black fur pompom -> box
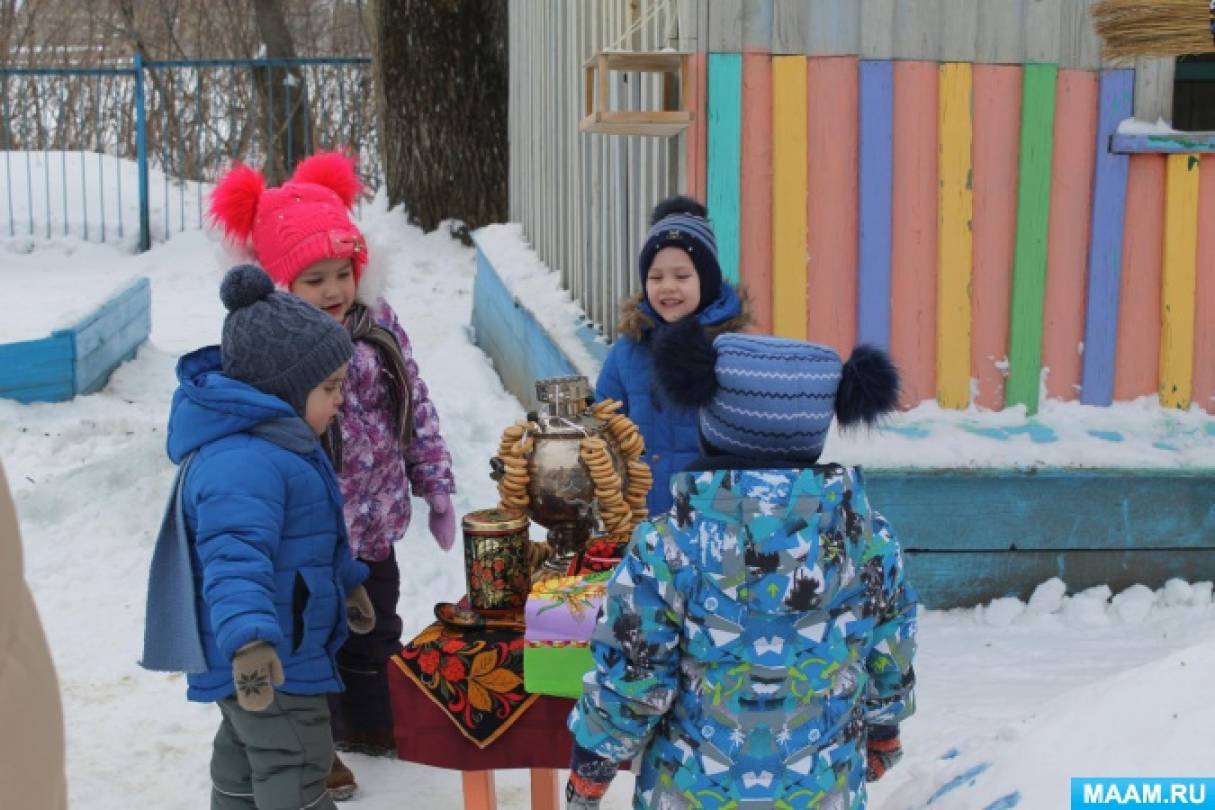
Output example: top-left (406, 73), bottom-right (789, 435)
top-left (652, 317), bottom-right (719, 410)
top-left (835, 344), bottom-right (900, 428)
top-left (649, 194), bottom-right (708, 226)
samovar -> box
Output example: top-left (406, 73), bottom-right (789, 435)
top-left (490, 375), bottom-right (647, 572)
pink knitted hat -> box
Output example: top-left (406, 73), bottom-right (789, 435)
top-left (209, 151), bottom-right (368, 287)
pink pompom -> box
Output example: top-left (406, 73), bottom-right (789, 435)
top-left (209, 163), bottom-right (265, 241)
top-left (289, 151), bottom-right (361, 209)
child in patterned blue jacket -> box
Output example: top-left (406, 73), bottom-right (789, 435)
top-left (566, 321), bottom-right (918, 809)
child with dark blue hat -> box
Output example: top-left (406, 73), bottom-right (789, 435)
top-left (596, 195), bottom-right (750, 517)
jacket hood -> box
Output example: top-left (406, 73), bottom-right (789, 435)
top-left (666, 464), bottom-right (869, 616)
top-left (617, 283), bottom-right (751, 341)
top-left (166, 346), bottom-right (299, 463)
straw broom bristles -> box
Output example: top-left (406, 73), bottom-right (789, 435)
top-left (1092, 0), bottom-right (1215, 62)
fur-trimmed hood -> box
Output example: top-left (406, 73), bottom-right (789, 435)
top-left (615, 284), bottom-right (752, 342)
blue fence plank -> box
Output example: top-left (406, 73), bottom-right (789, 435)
top-left (858, 59), bottom-right (895, 350)
top-left (707, 53), bottom-right (743, 286)
top-left (867, 468), bottom-right (1215, 552)
top-left (70, 278), bottom-right (151, 354)
top-left (1080, 69), bottom-right (1134, 406)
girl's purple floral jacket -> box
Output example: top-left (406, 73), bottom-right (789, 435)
top-left (338, 299), bottom-right (454, 562)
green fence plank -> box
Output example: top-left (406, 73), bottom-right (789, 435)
top-left (1005, 62), bottom-right (1058, 413)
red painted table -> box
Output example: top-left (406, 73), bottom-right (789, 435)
top-left (389, 642), bottom-right (576, 810)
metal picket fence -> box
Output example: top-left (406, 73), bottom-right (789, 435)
top-left (0, 55), bottom-right (380, 251)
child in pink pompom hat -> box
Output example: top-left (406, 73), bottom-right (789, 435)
top-left (211, 152), bottom-right (457, 797)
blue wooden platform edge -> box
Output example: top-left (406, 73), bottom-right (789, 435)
top-left (0, 277), bottom-right (151, 403)
top-left (470, 234), bottom-right (606, 411)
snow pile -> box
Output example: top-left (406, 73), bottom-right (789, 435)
top-left (869, 579), bottom-right (1215, 810)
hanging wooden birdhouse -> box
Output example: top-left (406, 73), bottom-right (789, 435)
top-left (580, 51), bottom-right (692, 137)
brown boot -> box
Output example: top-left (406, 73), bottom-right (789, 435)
top-left (326, 753), bottom-right (357, 802)
top-left (336, 729), bottom-right (398, 758)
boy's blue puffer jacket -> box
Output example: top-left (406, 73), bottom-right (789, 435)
top-left (167, 346), bottom-right (367, 702)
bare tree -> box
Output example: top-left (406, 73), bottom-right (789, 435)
top-left (251, 0), bottom-right (310, 183)
top-left (367, 0), bottom-right (507, 236)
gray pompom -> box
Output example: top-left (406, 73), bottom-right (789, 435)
top-left (220, 264), bottom-right (274, 312)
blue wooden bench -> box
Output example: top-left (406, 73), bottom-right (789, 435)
top-left (868, 468), bottom-right (1215, 608)
top-left (0, 277), bottom-right (151, 403)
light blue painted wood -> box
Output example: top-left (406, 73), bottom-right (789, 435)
top-left (867, 468), bottom-right (1215, 552)
top-left (1080, 70), bottom-right (1133, 407)
top-left (75, 308), bottom-right (151, 395)
top-left (67, 277), bottom-right (151, 395)
top-left (904, 548), bottom-right (1215, 608)
top-left (858, 59), bottom-right (894, 351)
top-left (69, 277), bottom-right (150, 356)
top-left (0, 277), bottom-right (149, 403)
top-left (0, 333), bottom-right (73, 403)
top-left (470, 238), bottom-right (584, 411)
top-left (707, 52), bottom-right (743, 286)
top-left (1111, 132), bottom-right (1215, 154)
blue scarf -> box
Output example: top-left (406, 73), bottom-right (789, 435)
top-left (139, 417), bottom-right (321, 674)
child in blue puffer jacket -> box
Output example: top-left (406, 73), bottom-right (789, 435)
top-left (142, 265), bottom-right (372, 810)
top-left (568, 322), bottom-right (918, 810)
top-left (596, 195), bottom-right (750, 517)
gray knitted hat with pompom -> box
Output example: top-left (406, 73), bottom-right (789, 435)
top-left (219, 264), bottom-right (352, 415)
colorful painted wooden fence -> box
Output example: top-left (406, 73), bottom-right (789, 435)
top-left (689, 54), bottom-right (1215, 414)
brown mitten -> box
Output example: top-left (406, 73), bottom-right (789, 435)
top-left (346, 585), bottom-right (375, 635)
top-left (232, 641), bottom-right (284, 712)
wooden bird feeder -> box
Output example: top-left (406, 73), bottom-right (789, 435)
top-left (580, 51), bottom-right (692, 137)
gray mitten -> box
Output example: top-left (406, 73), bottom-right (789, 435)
top-left (232, 641), bottom-right (284, 712)
top-left (346, 585), bottom-right (375, 635)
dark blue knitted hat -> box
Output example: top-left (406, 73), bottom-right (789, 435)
top-left (637, 196), bottom-right (722, 313)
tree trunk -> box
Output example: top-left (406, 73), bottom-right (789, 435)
top-left (368, 0), bottom-right (507, 236)
top-left (251, 0), bottom-right (309, 184)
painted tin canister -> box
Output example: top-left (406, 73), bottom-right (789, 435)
top-left (461, 508), bottom-right (531, 610)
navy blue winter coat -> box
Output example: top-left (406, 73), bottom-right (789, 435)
top-left (166, 346), bottom-right (368, 702)
top-left (595, 286), bottom-right (748, 515)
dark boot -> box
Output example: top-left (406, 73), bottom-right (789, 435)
top-left (326, 753), bottom-right (357, 802)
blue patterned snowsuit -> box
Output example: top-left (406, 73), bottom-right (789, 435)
top-left (569, 465), bottom-right (918, 809)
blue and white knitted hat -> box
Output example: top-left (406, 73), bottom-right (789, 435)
top-left (701, 335), bottom-right (842, 459)
top-left (653, 322), bottom-right (900, 463)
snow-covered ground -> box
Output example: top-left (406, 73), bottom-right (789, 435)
top-left (3, 167), bottom-right (1215, 809)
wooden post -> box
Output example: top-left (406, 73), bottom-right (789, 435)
top-left (462, 771), bottom-right (498, 810)
top-left (529, 769), bottom-right (560, 810)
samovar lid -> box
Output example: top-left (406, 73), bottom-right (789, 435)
top-left (462, 507), bottom-right (529, 533)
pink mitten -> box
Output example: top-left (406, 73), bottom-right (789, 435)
top-left (426, 492), bottom-right (456, 551)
